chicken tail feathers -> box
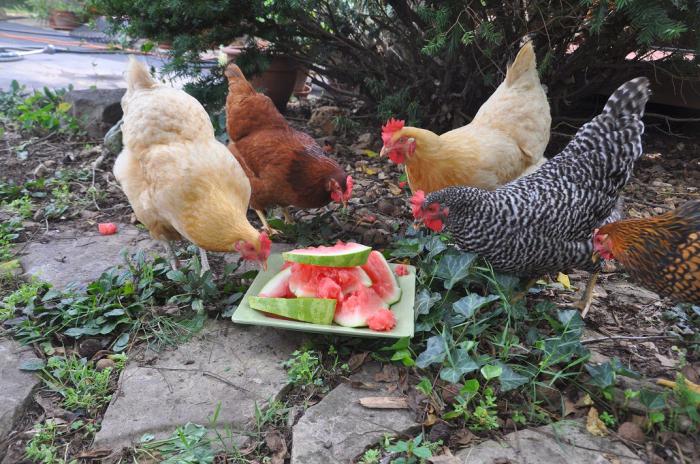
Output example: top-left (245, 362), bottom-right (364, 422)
top-left (601, 77), bottom-right (651, 119)
top-left (126, 56), bottom-right (157, 91)
top-left (224, 63), bottom-right (256, 97)
top-left (505, 40), bottom-right (536, 87)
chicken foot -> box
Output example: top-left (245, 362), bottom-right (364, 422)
top-left (255, 209), bottom-right (281, 235)
top-left (163, 241), bottom-right (180, 271)
top-left (282, 207), bottom-right (295, 225)
top-left (573, 271), bottom-right (599, 318)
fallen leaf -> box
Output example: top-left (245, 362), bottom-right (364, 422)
top-left (562, 397), bottom-right (578, 417)
top-left (617, 421), bottom-right (645, 443)
top-left (363, 166), bottom-right (378, 175)
top-left (654, 353), bottom-right (676, 368)
top-left (349, 381), bottom-right (381, 390)
top-left (265, 430), bottom-right (287, 464)
top-left (76, 449), bottom-right (112, 459)
top-left (374, 364), bottom-right (399, 383)
top-left (358, 396), bottom-right (409, 409)
top-left (423, 410), bottom-right (438, 426)
top-left (451, 428), bottom-right (476, 447)
top-left (429, 453), bottom-right (461, 464)
top-left (347, 352), bottom-right (369, 371)
top-left (576, 393), bottom-right (594, 408)
top-left (388, 183), bottom-right (402, 195)
top-left (364, 149), bottom-right (378, 158)
top-left (557, 272), bottom-right (571, 290)
top-left (586, 407), bottom-right (609, 437)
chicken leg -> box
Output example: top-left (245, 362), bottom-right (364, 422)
top-left (282, 207), bottom-right (295, 225)
top-left (255, 209), bottom-right (281, 235)
top-left (163, 241), bottom-right (180, 271)
top-left (199, 247), bottom-right (211, 275)
top-left (511, 277), bottom-right (539, 305)
top-left (573, 271), bottom-right (599, 318)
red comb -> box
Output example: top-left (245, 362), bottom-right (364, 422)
top-left (382, 118), bottom-right (405, 145)
top-left (410, 190), bottom-right (426, 218)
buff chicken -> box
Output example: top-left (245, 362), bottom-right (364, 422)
top-left (113, 57), bottom-right (271, 272)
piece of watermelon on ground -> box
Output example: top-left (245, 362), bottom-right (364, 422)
top-left (361, 251), bottom-right (402, 305)
top-left (288, 263), bottom-right (371, 298)
top-left (283, 241), bottom-right (372, 267)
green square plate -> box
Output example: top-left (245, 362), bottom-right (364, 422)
top-left (232, 253), bottom-right (415, 338)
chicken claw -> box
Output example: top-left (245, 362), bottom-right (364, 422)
top-left (199, 247), bottom-right (211, 276)
top-left (163, 241), bottom-right (180, 271)
top-left (255, 209), bottom-right (282, 236)
top-left (282, 207), bottom-right (295, 225)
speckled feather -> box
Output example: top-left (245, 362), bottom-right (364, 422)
top-left (423, 78), bottom-right (651, 277)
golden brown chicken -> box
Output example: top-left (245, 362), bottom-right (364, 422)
top-left (224, 64), bottom-right (352, 234)
top-left (380, 41), bottom-right (550, 193)
top-left (593, 201), bottom-right (700, 305)
top-left (113, 57), bottom-right (270, 272)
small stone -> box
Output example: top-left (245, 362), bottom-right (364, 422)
top-left (78, 339), bottom-right (102, 359)
top-left (64, 88), bottom-right (126, 138)
top-left (95, 358), bottom-right (115, 372)
top-left (33, 163), bottom-right (49, 178)
top-left (308, 106), bottom-right (343, 136)
top-left (377, 199), bottom-right (395, 216)
top-left (618, 421), bottom-right (645, 443)
top-left (323, 441), bottom-right (332, 449)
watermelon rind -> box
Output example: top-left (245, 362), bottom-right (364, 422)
top-left (283, 242), bottom-right (372, 267)
top-left (248, 296), bottom-right (336, 325)
top-left (259, 267), bottom-right (292, 297)
top-left (362, 251), bottom-right (402, 305)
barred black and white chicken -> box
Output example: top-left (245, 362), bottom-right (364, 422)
top-left (411, 77), bottom-right (651, 316)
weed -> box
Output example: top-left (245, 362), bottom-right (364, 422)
top-left (40, 356), bottom-right (118, 413)
top-left (599, 411), bottom-right (617, 428)
top-left (3, 194), bottom-right (34, 219)
top-left (0, 81), bottom-right (80, 134)
top-left (0, 279), bottom-right (49, 322)
top-left (253, 399), bottom-right (288, 437)
top-left (283, 349), bottom-right (323, 389)
top-left (24, 418), bottom-right (96, 464)
top-left (385, 434), bottom-right (437, 464)
top-left (42, 184), bottom-right (72, 219)
top-left (359, 448), bottom-right (381, 464)
top-left (0, 218), bottom-right (23, 261)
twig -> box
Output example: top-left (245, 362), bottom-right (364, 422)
top-left (581, 334), bottom-right (681, 344)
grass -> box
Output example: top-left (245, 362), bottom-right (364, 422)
top-left (282, 345), bottom-right (350, 395)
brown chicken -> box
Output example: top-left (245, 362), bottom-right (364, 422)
top-left (593, 201), bottom-right (700, 305)
top-left (114, 57), bottom-right (271, 272)
top-left (224, 64), bottom-right (352, 234)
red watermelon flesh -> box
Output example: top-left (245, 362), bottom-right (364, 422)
top-left (360, 251), bottom-right (402, 305)
top-left (334, 286), bottom-right (393, 328)
top-left (366, 308), bottom-right (397, 331)
top-left (288, 263), bottom-right (370, 299)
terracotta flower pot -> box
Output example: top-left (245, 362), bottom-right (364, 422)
top-left (48, 10), bottom-right (81, 31)
top-left (294, 68), bottom-right (309, 93)
top-left (294, 83), bottom-right (312, 99)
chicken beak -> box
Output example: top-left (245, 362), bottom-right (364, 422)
top-left (379, 146), bottom-right (389, 157)
top-left (261, 260), bottom-right (268, 271)
top-left (591, 252), bottom-right (600, 264)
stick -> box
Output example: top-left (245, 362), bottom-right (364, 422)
top-left (581, 334), bottom-right (681, 344)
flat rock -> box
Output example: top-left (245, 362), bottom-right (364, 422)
top-left (19, 224), bottom-right (158, 289)
top-left (455, 419), bottom-right (641, 464)
top-left (0, 337), bottom-right (41, 459)
top-left (291, 363), bottom-right (419, 464)
top-left (93, 320), bottom-right (299, 453)
top-left (64, 88), bottom-right (126, 138)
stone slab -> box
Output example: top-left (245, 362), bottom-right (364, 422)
top-left (19, 224), bottom-right (158, 289)
top-left (291, 363), bottom-right (419, 464)
top-left (456, 419), bottom-right (642, 464)
top-left (93, 320), bottom-right (300, 453)
top-left (0, 337), bottom-right (41, 459)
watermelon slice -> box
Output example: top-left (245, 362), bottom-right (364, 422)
top-left (259, 267), bottom-right (292, 298)
top-left (288, 263), bottom-right (371, 298)
top-left (361, 251), bottom-right (402, 305)
top-left (334, 286), bottom-right (392, 328)
top-left (283, 241), bottom-right (372, 267)
top-left (248, 296), bottom-right (336, 325)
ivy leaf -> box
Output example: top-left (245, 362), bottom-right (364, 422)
top-left (439, 348), bottom-right (478, 383)
top-left (19, 358), bottom-right (45, 371)
top-left (415, 335), bottom-right (447, 369)
top-left (415, 288), bottom-right (441, 316)
top-left (585, 362), bottom-right (615, 389)
top-left (639, 389), bottom-right (666, 410)
top-left (113, 333), bottom-right (130, 352)
top-left (425, 236), bottom-right (447, 261)
top-left (451, 293), bottom-right (499, 322)
top-left (437, 253), bottom-right (477, 289)
top-left (498, 363), bottom-right (529, 392)
top-left (480, 363), bottom-right (503, 380)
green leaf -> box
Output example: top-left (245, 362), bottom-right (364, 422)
top-left (480, 364), bottom-right (502, 380)
top-left (461, 378), bottom-right (480, 394)
top-left (415, 288), bottom-right (441, 316)
top-left (416, 377), bottom-right (433, 395)
top-left (103, 308), bottom-right (125, 317)
top-left (167, 269), bottom-right (186, 282)
top-left (452, 293), bottom-right (499, 321)
top-left (639, 389), bottom-right (666, 410)
top-left (585, 362), bottom-right (615, 389)
top-left (437, 253), bottom-right (477, 289)
top-left (381, 337), bottom-right (410, 351)
top-left (113, 333), bottom-right (130, 352)
top-left (498, 363), bottom-right (529, 392)
top-left (64, 327), bottom-right (85, 338)
top-left (440, 348), bottom-right (478, 383)
top-left (19, 358), bottom-right (46, 371)
top-left (413, 446), bottom-right (432, 459)
top-left (425, 236), bottom-right (447, 261)
top-left (415, 335), bottom-right (447, 368)
top-left (390, 349), bottom-right (415, 366)
top-left (387, 440), bottom-right (409, 453)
